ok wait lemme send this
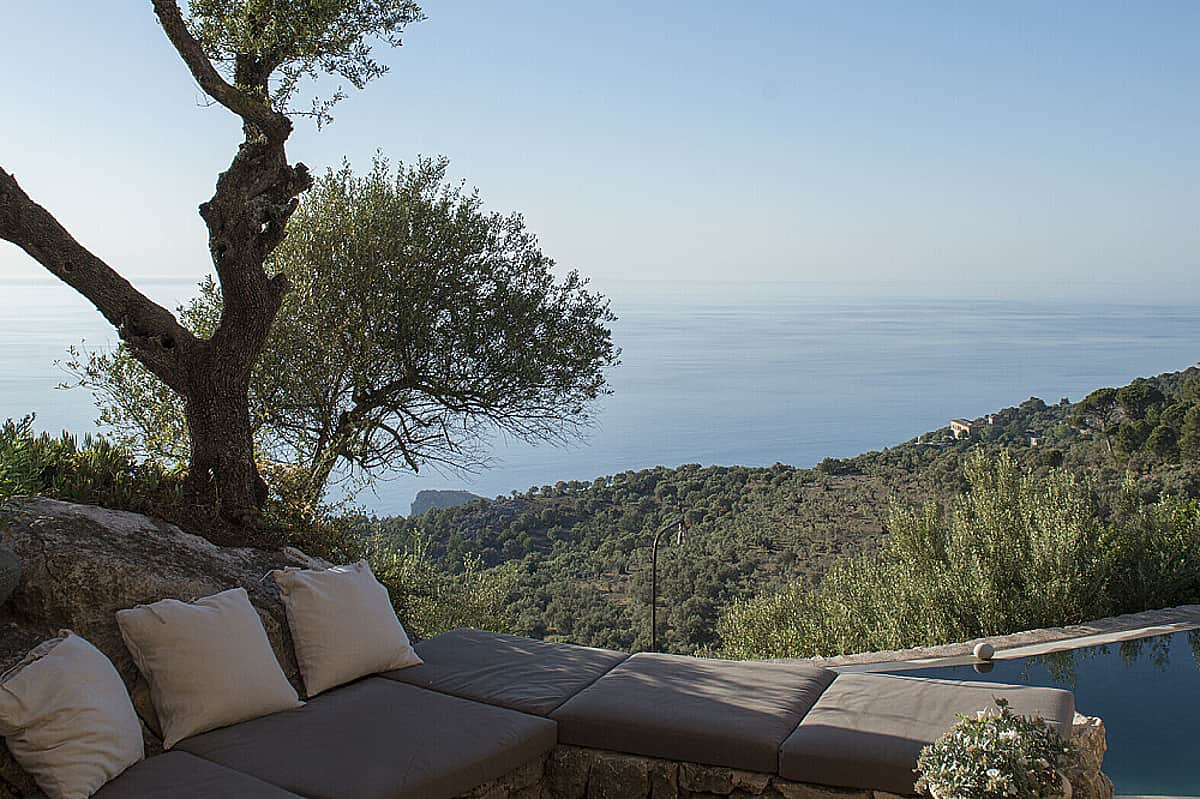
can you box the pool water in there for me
[884,630,1200,795]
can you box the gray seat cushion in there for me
[93,752,302,798]
[177,677,557,799]
[779,673,1076,794]
[550,652,837,773]
[381,628,629,716]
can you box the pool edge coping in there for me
[787,604,1200,673]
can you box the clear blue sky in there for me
[2,1,1197,297]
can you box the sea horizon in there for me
[3,275,1199,516]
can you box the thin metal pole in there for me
[649,515,684,653]
[651,530,660,652]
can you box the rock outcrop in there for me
[0,546,19,607]
[0,498,331,799]
[411,489,485,517]
[0,498,319,687]
[1068,714,1115,799]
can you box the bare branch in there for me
[0,167,194,390]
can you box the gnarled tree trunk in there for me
[182,364,267,530]
[0,1,312,546]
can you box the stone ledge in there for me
[807,604,1200,670]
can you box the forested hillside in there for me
[381,366,1200,654]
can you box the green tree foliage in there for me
[0,416,185,518]
[1070,369,1200,463]
[364,532,519,640]
[1070,387,1122,453]
[188,0,424,125]
[718,451,1200,659]
[68,156,618,507]
[33,361,1200,658]
[373,369,1200,656]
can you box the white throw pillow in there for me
[274,560,422,696]
[0,632,143,799]
[116,587,302,748]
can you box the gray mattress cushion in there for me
[177,677,557,799]
[381,628,629,716]
[779,673,1076,794]
[550,652,837,773]
[93,751,302,798]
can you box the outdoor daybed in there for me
[86,628,1084,799]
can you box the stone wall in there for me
[456,714,1112,799]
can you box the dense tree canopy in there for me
[70,157,619,507]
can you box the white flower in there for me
[986,768,1001,778]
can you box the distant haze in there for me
[1,2,1197,298]
[9,278,1200,516]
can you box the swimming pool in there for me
[881,629,1200,796]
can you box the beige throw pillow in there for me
[0,632,143,799]
[274,560,422,696]
[116,587,302,748]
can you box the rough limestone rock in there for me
[679,763,772,795]
[0,498,329,799]
[0,622,44,798]
[0,498,309,690]
[456,754,547,799]
[1067,714,1115,799]
[533,741,1111,799]
[0,546,19,607]
[546,745,594,798]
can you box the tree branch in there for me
[0,167,194,390]
[375,420,421,472]
[151,0,291,141]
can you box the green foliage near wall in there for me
[0,415,185,517]
[364,532,519,640]
[717,451,1200,658]
[0,416,518,638]
[1071,371,1200,461]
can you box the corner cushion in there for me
[381,628,629,716]
[779,673,1076,795]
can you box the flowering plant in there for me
[915,698,1072,799]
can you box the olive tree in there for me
[0,1,422,542]
[69,157,619,508]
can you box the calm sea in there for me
[3,278,1199,516]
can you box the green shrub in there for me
[0,415,184,516]
[1105,489,1200,612]
[719,451,1200,658]
[364,532,519,639]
